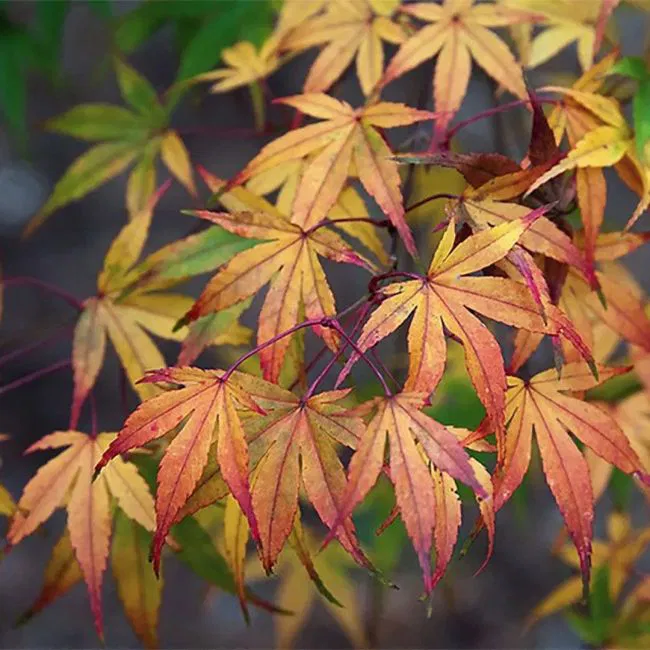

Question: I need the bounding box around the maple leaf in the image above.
[531,63,650,231]
[327,392,485,593]
[585,392,650,506]
[7,430,156,639]
[501,0,614,71]
[247,158,390,267]
[495,363,648,592]
[510,231,650,372]
[70,187,253,425]
[230,94,435,256]
[428,426,495,591]
[246,386,371,572]
[19,513,163,649]
[111,509,163,649]
[337,213,585,437]
[280,0,407,96]
[381,0,531,132]
[528,512,650,628]
[182,167,372,382]
[26,59,195,235]
[194,38,280,93]
[95,367,281,573]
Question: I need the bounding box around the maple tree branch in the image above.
[405,193,462,214]
[289,296,370,392]
[222,318,327,382]
[0,323,72,368]
[326,319,392,396]
[303,303,371,401]
[2,276,83,310]
[0,359,70,398]
[444,97,559,144]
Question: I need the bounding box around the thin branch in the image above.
[0,323,72,368]
[0,359,70,398]
[303,303,371,401]
[223,318,327,382]
[405,193,462,214]
[2,277,83,310]
[328,319,392,396]
[445,97,559,143]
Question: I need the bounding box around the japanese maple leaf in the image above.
[7,430,156,639]
[501,0,614,71]
[96,367,269,573]
[245,387,371,572]
[380,0,531,132]
[19,513,163,649]
[71,186,251,425]
[496,363,648,592]
[586,391,650,506]
[280,0,407,96]
[528,512,650,629]
[247,158,390,267]
[533,55,650,232]
[511,232,650,372]
[231,94,435,256]
[182,167,372,382]
[337,213,585,437]
[326,392,484,593]
[194,38,280,93]
[526,95,650,229]
[427,427,495,591]
[27,59,195,234]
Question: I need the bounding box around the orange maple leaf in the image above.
[337,213,585,438]
[381,0,532,132]
[326,392,485,593]
[496,363,648,593]
[231,94,435,256]
[280,0,407,96]
[7,431,155,639]
[182,167,372,382]
[246,386,372,572]
[510,231,650,373]
[95,367,269,573]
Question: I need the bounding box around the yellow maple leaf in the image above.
[381,0,531,131]
[281,0,407,96]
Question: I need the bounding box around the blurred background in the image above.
[1,1,649,648]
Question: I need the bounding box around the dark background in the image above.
[0,1,649,648]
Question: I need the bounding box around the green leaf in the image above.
[28,141,138,235]
[45,104,149,142]
[610,56,649,82]
[34,0,68,79]
[175,1,242,82]
[114,58,166,124]
[288,514,342,607]
[634,78,650,164]
[173,516,237,592]
[0,24,29,143]
[588,566,615,643]
[565,611,604,646]
[135,225,260,282]
[112,510,161,650]
[586,372,642,403]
